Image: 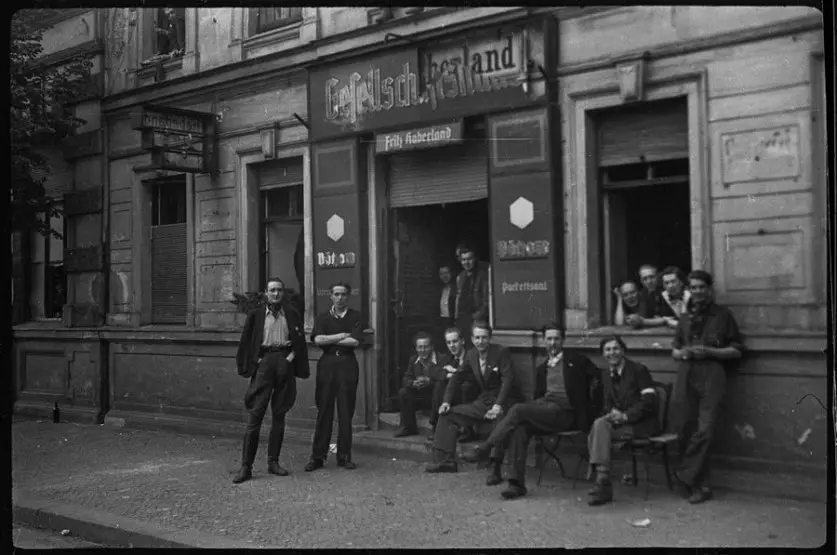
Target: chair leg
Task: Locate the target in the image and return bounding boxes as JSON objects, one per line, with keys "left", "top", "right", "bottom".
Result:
{"left": 662, "top": 445, "right": 673, "bottom": 491}
{"left": 644, "top": 448, "right": 651, "bottom": 500}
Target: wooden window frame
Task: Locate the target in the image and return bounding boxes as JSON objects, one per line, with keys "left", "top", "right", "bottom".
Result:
{"left": 249, "top": 7, "right": 302, "bottom": 37}
{"left": 260, "top": 182, "right": 304, "bottom": 294}
{"left": 31, "top": 208, "right": 66, "bottom": 321}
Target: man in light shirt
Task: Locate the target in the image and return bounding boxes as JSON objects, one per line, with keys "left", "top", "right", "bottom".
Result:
{"left": 394, "top": 332, "right": 442, "bottom": 438}
{"left": 658, "top": 266, "right": 690, "bottom": 328}
{"left": 461, "top": 323, "right": 600, "bottom": 499}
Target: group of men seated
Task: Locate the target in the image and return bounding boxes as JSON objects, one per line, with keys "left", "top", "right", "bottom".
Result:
{"left": 613, "top": 264, "right": 691, "bottom": 329}
{"left": 396, "top": 269, "right": 744, "bottom": 506}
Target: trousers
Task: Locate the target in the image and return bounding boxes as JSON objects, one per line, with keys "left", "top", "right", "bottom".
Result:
{"left": 672, "top": 360, "right": 727, "bottom": 487}
{"left": 398, "top": 381, "right": 439, "bottom": 432}
{"left": 587, "top": 416, "right": 636, "bottom": 472}
{"left": 311, "top": 354, "right": 359, "bottom": 462}
{"left": 240, "top": 353, "right": 296, "bottom": 467}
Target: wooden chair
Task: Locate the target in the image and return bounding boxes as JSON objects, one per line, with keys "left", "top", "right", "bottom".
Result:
{"left": 535, "top": 430, "right": 589, "bottom": 487}
{"left": 620, "top": 381, "right": 678, "bottom": 500}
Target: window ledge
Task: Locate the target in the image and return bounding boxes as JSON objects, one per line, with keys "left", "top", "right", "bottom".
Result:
{"left": 137, "top": 54, "right": 184, "bottom": 80}
{"left": 243, "top": 21, "right": 303, "bottom": 55}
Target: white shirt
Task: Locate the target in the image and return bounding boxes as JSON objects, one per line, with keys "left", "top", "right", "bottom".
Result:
{"left": 330, "top": 305, "right": 348, "bottom": 319}
{"left": 440, "top": 285, "right": 452, "bottom": 318}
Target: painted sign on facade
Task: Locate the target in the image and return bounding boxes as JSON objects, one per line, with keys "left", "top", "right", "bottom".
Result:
{"left": 132, "top": 104, "right": 217, "bottom": 173}
{"left": 375, "top": 121, "right": 463, "bottom": 154}
{"left": 721, "top": 125, "right": 800, "bottom": 184}
{"left": 309, "top": 21, "right": 548, "bottom": 140}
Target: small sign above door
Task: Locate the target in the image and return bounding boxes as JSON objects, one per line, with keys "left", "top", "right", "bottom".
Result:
{"left": 375, "top": 120, "right": 463, "bottom": 155}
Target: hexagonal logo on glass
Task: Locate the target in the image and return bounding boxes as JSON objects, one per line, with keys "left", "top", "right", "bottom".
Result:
{"left": 327, "top": 214, "right": 345, "bottom": 242}
{"left": 509, "top": 197, "right": 534, "bottom": 230}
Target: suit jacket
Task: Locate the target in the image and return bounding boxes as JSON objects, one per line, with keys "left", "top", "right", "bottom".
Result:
{"left": 236, "top": 303, "right": 309, "bottom": 380}
{"left": 602, "top": 358, "right": 659, "bottom": 437}
{"left": 443, "top": 344, "right": 520, "bottom": 408}
{"left": 430, "top": 351, "right": 465, "bottom": 382}
{"left": 402, "top": 352, "right": 442, "bottom": 388}
{"left": 534, "top": 350, "right": 602, "bottom": 434}
{"left": 455, "top": 265, "right": 489, "bottom": 321}
{"left": 439, "top": 283, "right": 456, "bottom": 318}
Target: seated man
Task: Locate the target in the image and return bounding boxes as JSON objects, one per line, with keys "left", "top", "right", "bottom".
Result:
{"left": 461, "top": 323, "right": 601, "bottom": 500}
{"left": 587, "top": 335, "right": 659, "bottom": 506}
{"left": 425, "top": 321, "right": 523, "bottom": 486}
{"left": 394, "top": 332, "right": 441, "bottom": 438}
{"left": 658, "top": 265, "right": 691, "bottom": 328}
{"left": 613, "top": 280, "right": 666, "bottom": 328}
{"left": 431, "top": 327, "right": 479, "bottom": 441}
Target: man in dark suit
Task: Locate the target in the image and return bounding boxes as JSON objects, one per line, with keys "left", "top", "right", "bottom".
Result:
{"left": 395, "top": 331, "right": 442, "bottom": 438}
{"left": 430, "top": 327, "right": 478, "bottom": 439}
{"left": 461, "top": 322, "right": 601, "bottom": 499}
{"left": 454, "top": 246, "right": 489, "bottom": 344}
{"left": 425, "top": 321, "right": 523, "bottom": 486}
{"left": 233, "top": 277, "right": 309, "bottom": 484}
{"left": 588, "top": 335, "right": 660, "bottom": 505}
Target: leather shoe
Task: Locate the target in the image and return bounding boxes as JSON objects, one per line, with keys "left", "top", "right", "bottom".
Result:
{"left": 232, "top": 466, "right": 252, "bottom": 484}
{"left": 267, "top": 460, "right": 289, "bottom": 476}
{"left": 338, "top": 459, "right": 357, "bottom": 470}
{"left": 461, "top": 444, "right": 491, "bottom": 463}
{"left": 688, "top": 486, "right": 713, "bottom": 504}
{"left": 501, "top": 483, "right": 527, "bottom": 499}
{"left": 304, "top": 459, "right": 325, "bottom": 472}
{"left": 393, "top": 428, "right": 418, "bottom": 438}
{"left": 425, "top": 461, "right": 458, "bottom": 473}
{"left": 588, "top": 481, "right": 614, "bottom": 506}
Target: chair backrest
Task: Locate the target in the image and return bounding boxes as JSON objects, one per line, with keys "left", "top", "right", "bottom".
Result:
{"left": 653, "top": 381, "right": 673, "bottom": 433}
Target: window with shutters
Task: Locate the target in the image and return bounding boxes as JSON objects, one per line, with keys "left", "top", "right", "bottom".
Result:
{"left": 150, "top": 179, "right": 188, "bottom": 324}
{"left": 596, "top": 97, "right": 692, "bottom": 326}
{"left": 249, "top": 7, "right": 302, "bottom": 35}
{"left": 259, "top": 158, "right": 304, "bottom": 313}
{"left": 30, "top": 210, "right": 66, "bottom": 320}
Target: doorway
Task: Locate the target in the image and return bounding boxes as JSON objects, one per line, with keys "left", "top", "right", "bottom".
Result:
{"left": 382, "top": 199, "right": 490, "bottom": 413}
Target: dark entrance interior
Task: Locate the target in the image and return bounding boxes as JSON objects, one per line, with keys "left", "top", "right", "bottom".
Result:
{"left": 383, "top": 199, "right": 490, "bottom": 413}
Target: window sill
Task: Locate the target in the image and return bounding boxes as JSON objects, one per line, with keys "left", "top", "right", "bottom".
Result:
{"left": 242, "top": 21, "right": 303, "bottom": 56}
{"left": 137, "top": 54, "right": 184, "bottom": 82}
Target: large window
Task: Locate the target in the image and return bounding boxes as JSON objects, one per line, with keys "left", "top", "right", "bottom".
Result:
{"left": 30, "top": 211, "right": 65, "bottom": 320}
{"left": 249, "top": 7, "right": 302, "bottom": 35}
{"left": 153, "top": 8, "right": 185, "bottom": 57}
{"left": 150, "top": 179, "right": 188, "bottom": 324}
{"left": 262, "top": 184, "right": 304, "bottom": 303}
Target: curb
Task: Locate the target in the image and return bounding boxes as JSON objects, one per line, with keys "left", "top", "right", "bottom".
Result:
{"left": 13, "top": 491, "right": 275, "bottom": 549}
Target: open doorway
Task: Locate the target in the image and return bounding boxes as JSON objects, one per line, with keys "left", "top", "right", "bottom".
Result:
{"left": 382, "top": 199, "right": 490, "bottom": 414}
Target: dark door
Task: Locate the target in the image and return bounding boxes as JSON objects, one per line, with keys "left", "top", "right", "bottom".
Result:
{"left": 384, "top": 206, "right": 439, "bottom": 411}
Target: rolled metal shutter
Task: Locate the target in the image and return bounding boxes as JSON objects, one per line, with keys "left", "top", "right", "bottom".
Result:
{"left": 151, "top": 223, "right": 188, "bottom": 324}
{"left": 388, "top": 141, "right": 488, "bottom": 207}
{"left": 597, "top": 97, "right": 689, "bottom": 167}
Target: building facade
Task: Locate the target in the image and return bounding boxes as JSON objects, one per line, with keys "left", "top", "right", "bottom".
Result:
{"left": 13, "top": 6, "right": 827, "bottom": 478}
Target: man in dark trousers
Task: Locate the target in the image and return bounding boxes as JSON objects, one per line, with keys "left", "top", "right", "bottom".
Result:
{"left": 454, "top": 246, "right": 489, "bottom": 344}
{"left": 671, "top": 270, "right": 743, "bottom": 504}
{"left": 425, "top": 321, "right": 523, "bottom": 487}
{"left": 431, "top": 327, "right": 478, "bottom": 440}
{"left": 588, "top": 335, "right": 660, "bottom": 505}
{"left": 394, "top": 331, "right": 442, "bottom": 438}
{"left": 233, "top": 277, "right": 309, "bottom": 484}
{"left": 461, "top": 323, "right": 601, "bottom": 499}
{"left": 305, "top": 282, "right": 366, "bottom": 472}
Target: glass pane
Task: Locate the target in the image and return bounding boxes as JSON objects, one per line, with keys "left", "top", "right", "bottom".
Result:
{"left": 30, "top": 262, "right": 45, "bottom": 319}
{"left": 47, "top": 263, "right": 66, "bottom": 319}
{"left": 266, "top": 221, "right": 303, "bottom": 295}
{"left": 153, "top": 182, "right": 187, "bottom": 226}
{"left": 265, "top": 185, "right": 303, "bottom": 219}
{"left": 49, "top": 213, "right": 63, "bottom": 263}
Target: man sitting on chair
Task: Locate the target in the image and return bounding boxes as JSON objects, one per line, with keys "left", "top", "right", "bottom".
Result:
{"left": 461, "top": 322, "right": 600, "bottom": 500}
{"left": 587, "top": 335, "right": 659, "bottom": 506}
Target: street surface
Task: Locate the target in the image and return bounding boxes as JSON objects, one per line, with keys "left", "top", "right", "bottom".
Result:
{"left": 12, "top": 420, "right": 827, "bottom": 549}
{"left": 12, "top": 525, "right": 104, "bottom": 549}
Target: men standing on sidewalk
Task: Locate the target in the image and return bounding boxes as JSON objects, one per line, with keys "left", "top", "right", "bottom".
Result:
{"left": 588, "top": 335, "right": 659, "bottom": 506}
{"left": 233, "top": 277, "right": 309, "bottom": 484}
{"left": 671, "top": 270, "right": 744, "bottom": 504}
{"left": 306, "top": 282, "right": 366, "bottom": 472}
{"left": 425, "top": 321, "right": 523, "bottom": 487}
{"left": 460, "top": 323, "right": 600, "bottom": 499}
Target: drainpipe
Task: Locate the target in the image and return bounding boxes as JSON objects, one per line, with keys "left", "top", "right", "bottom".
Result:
{"left": 99, "top": 7, "right": 110, "bottom": 423}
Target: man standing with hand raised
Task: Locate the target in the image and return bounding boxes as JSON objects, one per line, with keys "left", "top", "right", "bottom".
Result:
{"left": 233, "top": 277, "right": 309, "bottom": 484}
{"left": 306, "top": 282, "right": 366, "bottom": 472}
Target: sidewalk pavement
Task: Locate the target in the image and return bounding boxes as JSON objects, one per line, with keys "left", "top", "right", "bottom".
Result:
{"left": 12, "top": 420, "right": 828, "bottom": 549}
